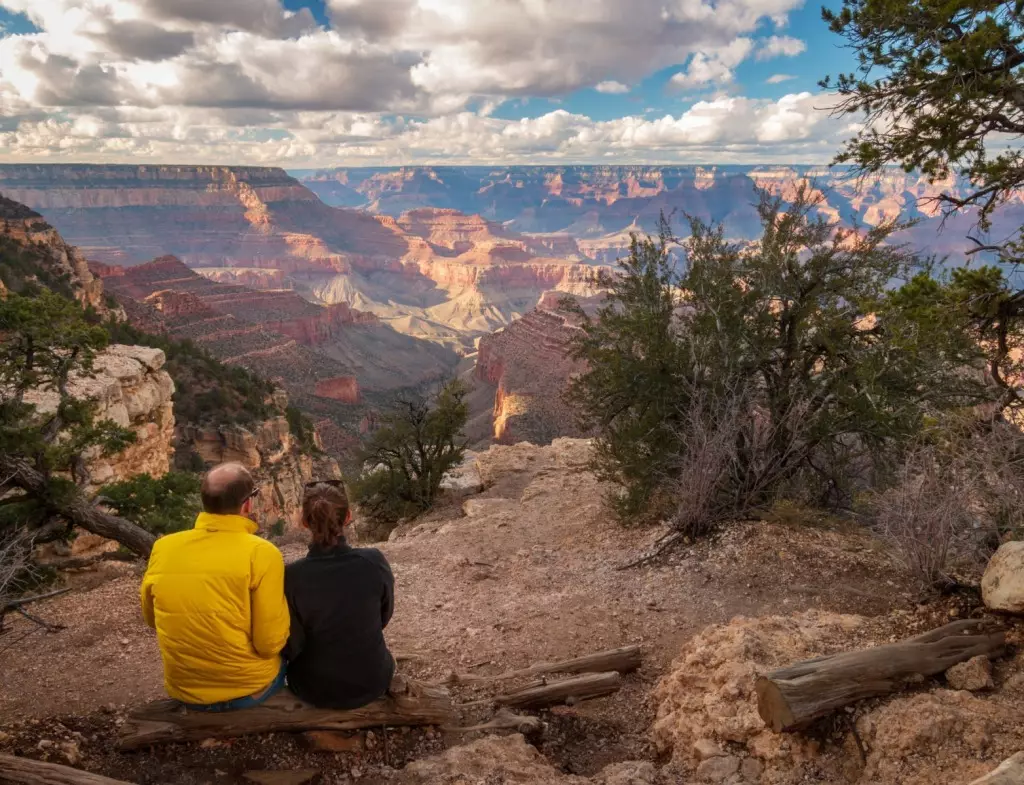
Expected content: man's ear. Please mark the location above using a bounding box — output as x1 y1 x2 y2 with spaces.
241 498 253 516
344 508 353 526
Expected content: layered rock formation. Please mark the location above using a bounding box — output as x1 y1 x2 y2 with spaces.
299 165 1021 264
23 344 175 490
0 165 607 353
0 195 110 314
178 390 339 528
472 294 604 445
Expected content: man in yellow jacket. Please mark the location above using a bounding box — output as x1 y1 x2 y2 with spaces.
140 463 290 710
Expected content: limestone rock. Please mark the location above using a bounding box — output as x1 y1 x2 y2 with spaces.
592 761 658 785
394 733 586 784
440 452 483 492
695 755 740 783
946 655 994 692
23 343 175 490
982 542 1024 613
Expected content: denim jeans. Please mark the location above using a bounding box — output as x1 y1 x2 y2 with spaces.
183 665 287 713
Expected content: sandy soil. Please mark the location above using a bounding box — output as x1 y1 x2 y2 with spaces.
0 439 944 783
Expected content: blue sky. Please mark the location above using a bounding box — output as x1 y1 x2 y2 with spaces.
0 0 865 165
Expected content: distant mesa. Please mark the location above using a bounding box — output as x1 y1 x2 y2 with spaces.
314 377 361 404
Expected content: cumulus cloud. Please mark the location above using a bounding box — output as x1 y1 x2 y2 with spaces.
0 0 845 163
756 35 806 60
670 38 753 89
766 73 797 84
0 92 848 165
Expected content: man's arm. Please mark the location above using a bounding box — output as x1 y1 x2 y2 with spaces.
139 546 159 629
250 542 290 658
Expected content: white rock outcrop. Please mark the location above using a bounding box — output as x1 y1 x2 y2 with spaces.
24 344 175 488
982 541 1024 614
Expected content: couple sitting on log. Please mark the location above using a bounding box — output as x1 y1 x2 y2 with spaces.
139 463 395 712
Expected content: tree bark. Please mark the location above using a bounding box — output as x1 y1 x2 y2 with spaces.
0 455 155 558
756 620 1006 733
0 755 134 785
446 645 642 685
492 672 622 710
117 682 454 751
968 753 1024 785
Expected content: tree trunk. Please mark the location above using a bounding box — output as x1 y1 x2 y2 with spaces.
968 753 1024 785
446 645 642 685
0 755 134 785
756 620 1005 733
117 682 453 751
0 455 155 558
493 672 622 710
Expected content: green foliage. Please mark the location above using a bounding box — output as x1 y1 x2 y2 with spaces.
0 237 75 299
0 290 135 485
823 0 1024 248
105 321 275 427
98 472 202 537
286 406 319 453
351 379 469 527
268 518 287 538
568 192 993 532
565 218 689 519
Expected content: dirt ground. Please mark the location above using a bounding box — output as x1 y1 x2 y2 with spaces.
0 439 986 784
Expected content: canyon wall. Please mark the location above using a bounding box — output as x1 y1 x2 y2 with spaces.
178 390 340 529
0 165 608 353
474 302 593 445
298 165 1022 263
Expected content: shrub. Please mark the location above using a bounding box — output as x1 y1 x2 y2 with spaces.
569 188 994 537
98 472 202 537
351 379 469 529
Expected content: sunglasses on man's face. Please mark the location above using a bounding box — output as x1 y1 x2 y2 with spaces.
246 487 261 502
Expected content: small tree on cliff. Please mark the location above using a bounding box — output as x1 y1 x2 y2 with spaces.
569 190 992 536
352 379 469 529
0 290 158 562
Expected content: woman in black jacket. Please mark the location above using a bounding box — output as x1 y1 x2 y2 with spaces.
283 481 395 709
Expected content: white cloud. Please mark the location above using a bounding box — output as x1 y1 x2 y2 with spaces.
670 38 754 89
766 73 797 84
756 35 806 60
0 0 842 163
0 91 849 165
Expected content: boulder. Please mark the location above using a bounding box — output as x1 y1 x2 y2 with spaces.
982 542 1024 613
945 655 994 692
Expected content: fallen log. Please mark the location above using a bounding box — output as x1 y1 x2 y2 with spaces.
756 620 1005 733
444 709 544 734
446 645 642 685
0 754 134 785
492 671 622 710
117 681 453 751
968 753 1024 785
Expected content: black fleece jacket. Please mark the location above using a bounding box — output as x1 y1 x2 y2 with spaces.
283 540 395 709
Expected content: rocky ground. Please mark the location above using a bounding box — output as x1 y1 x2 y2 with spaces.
1 439 1022 785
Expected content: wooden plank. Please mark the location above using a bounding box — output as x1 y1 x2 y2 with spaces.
117 682 453 751
756 620 1005 733
0 755 134 785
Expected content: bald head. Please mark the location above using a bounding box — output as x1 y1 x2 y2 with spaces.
201 463 255 515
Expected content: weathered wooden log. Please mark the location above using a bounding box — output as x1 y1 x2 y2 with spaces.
756 620 1005 733
446 645 642 685
968 753 1024 785
117 681 453 751
492 671 622 710
0 755 134 785
445 709 544 734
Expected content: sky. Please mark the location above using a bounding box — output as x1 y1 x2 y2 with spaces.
0 0 866 166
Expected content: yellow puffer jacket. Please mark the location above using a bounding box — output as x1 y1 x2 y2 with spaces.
140 513 290 705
